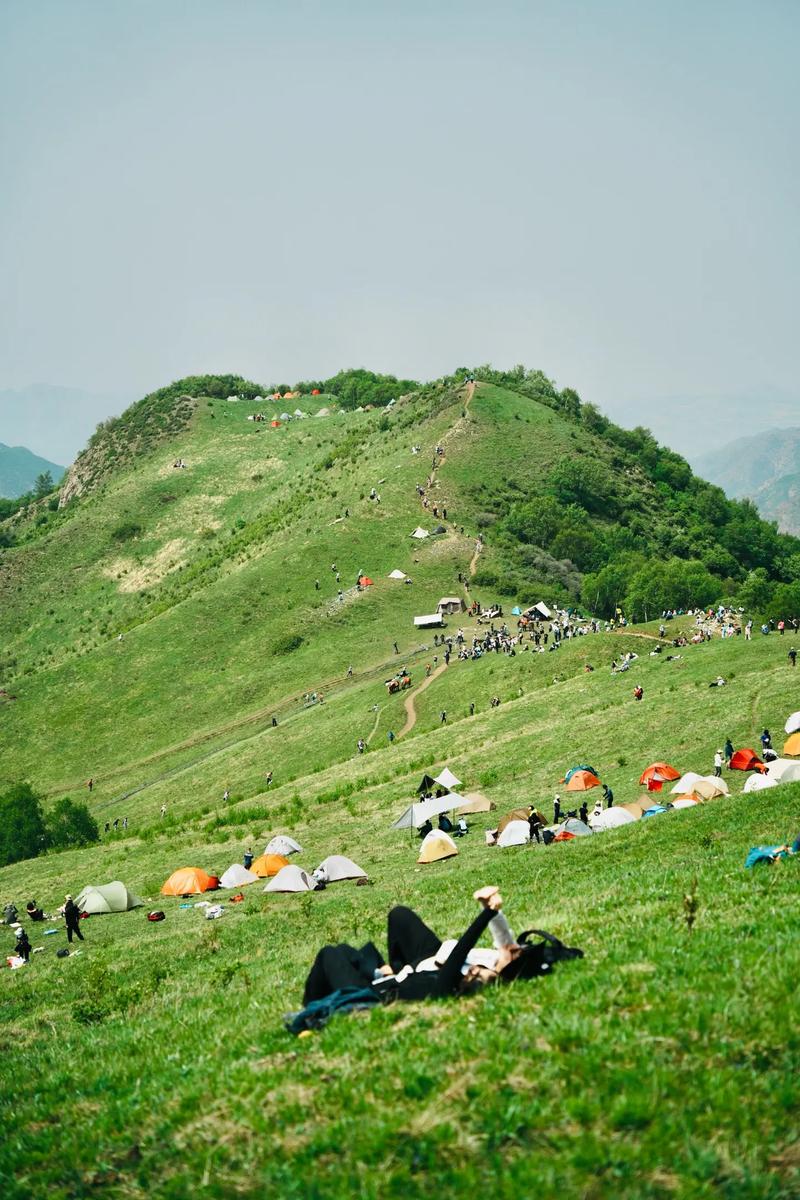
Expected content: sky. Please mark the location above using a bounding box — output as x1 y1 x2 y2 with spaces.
1 0 798 465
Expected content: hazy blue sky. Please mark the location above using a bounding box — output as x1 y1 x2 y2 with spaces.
1 0 798 462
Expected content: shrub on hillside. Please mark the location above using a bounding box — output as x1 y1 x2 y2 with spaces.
111 521 143 542
273 633 304 656
47 797 100 850
0 782 48 866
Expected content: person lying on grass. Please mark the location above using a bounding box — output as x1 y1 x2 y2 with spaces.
302 886 582 1005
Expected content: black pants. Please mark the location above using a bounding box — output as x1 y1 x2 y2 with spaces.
67 921 84 943
387 906 441 973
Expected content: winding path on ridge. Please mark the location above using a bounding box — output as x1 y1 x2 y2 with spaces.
398 663 448 738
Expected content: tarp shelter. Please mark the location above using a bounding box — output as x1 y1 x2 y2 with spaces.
264 866 314 893
265 835 302 857
639 762 681 786
392 793 465 829
220 864 259 889
784 711 800 735
670 772 704 795
730 749 765 772
456 792 494 815
692 776 729 799
590 807 636 831
76 881 143 914
410 527 430 539
565 770 602 792
783 732 800 756
437 597 465 615
161 868 218 896
766 759 800 784
497 820 530 847
414 614 445 628
743 773 778 793
434 767 462 791
251 853 290 878
417 774 436 795
562 818 593 836
388 569 407 580
417 830 458 864
314 855 367 882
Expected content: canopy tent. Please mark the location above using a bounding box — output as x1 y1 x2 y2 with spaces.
692 776 729 799
743 773 778 793
219 864 259 889
264 866 314 893
670 772 704 795
784 711 800 735
392 793 465 829
639 762 681 786
497 820 530 847
730 748 765 772
434 767 462 791
564 764 597 783
456 792 494 815
589 807 636 831
250 853 290 878
264 835 303 857
766 758 800 784
410 527 430 539
562 818 593 836
565 770 602 792
414 614 445 628
783 732 800 756
161 867 218 896
76 881 143 914
671 797 700 810
417 830 458 864
388 569 407 580
314 855 367 883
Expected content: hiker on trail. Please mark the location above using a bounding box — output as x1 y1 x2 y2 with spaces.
426 663 432 677
122 817 128 831
87 778 93 793
553 795 561 824
331 563 337 572
761 729 772 751
104 822 110 833
393 642 399 655
469 701 475 716
724 738 734 764
265 771 273 787
63 895 84 944
357 739 366 754
387 730 395 743
113 818 119 830
14 928 31 963
243 848 254 870
301 887 580 1007
347 665 353 677
440 710 447 724
272 715 278 727
790 647 797 667
602 785 614 809
714 750 723 778
160 804 167 818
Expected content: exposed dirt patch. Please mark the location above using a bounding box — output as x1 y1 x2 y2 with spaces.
104 538 188 593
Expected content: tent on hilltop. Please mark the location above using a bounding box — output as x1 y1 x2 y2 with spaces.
219 864 259 889
497 808 536 834
562 818 593 836
314 855 367 883
691 776 729 799
251 853 290 877
670 772 704 795
265 835 302 857
264 866 314 893
564 764 597 783
765 758 800 784
671 797 700 810
743 773 778 793
76 881 143 914
410 527 430 539
417 830 458 864
161 868 218 896
782 732 800 756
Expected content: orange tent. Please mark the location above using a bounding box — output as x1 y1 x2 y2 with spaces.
553 830 576 842
730 748 765 772
783 732 800 756
311 388 321 395
639 762 680 786
270 419 281 428
161 867 218 896
250 853 289 878
565 770 601 792
358 576 374 587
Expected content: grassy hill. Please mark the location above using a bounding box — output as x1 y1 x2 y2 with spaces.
2 371 800 1197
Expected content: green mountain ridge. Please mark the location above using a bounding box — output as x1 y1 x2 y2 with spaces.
0 442 64 499
693 426 800 535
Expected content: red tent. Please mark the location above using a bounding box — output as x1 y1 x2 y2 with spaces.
271 419 281 428
553 830 576 842
639 762 680 786
358 576 374 587
311 388 321 395
730 748 765 772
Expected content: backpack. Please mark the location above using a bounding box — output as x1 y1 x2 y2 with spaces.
147 911 166 922
285 987 381 1035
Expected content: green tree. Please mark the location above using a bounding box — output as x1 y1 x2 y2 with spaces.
549 456 614 514
47 797 100 850
0 782 49 866
34 471 54 497
737 568 774 613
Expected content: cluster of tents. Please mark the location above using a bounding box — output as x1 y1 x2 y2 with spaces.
390 766 495 864
160 837 369 897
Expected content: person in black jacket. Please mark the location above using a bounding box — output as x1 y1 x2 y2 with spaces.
14 927 31 962
63 895 85 943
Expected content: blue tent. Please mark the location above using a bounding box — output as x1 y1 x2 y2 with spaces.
511 606 522 616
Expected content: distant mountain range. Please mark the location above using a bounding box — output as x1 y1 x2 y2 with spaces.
0 383 131 466
0 443 65 499
692 428 800 535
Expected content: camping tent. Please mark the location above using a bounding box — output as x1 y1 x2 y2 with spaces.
358 576 374 587
562 818 593 836
410 527 430 539
670 772 704 795
589 807 636 831
432 525 447 535
264 866 314 893
783 732 800 756
76 881 143 914
691 776 729 798
526 601 551 619
743 773 778 793
434 767 462 791
639 762 681 786
511 606 522 616
264 835 303 857
388 569 407 580
730 749 765 772
496 820 530 847
250 853 290 877
784 711 800 735
619 803 644 820
161 868 218 896
392 793 465 829
766 758 800 784
219 864 259 889
671 797 700 810
565 770 602 792
314 855 367 883
564 764 598 783
456 792 494 815
641 805 668 818
437 597 465 615
417 830 458 864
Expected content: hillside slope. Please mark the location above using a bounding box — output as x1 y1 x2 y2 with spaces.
693 427 800 534
0 443 64 498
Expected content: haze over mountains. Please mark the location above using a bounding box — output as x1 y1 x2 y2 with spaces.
0 383 131 467
0 443 64 498
693 428 800 535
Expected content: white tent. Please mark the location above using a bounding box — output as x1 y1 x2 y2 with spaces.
784 711 800 735
670 772 704 795
392 792 465 829
532 600 551 619
314 855 367 882
433 767 462 791
220 864 259 889
496 820 530 847
671 797 700 810
410 527 430 539
590 807 636 831
388 569 407 580
264 835 303 856
264 866 314 893
766 759 800 784
744 773 778 793
414 614 444 628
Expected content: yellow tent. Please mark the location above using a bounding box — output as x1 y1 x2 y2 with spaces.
456 792 494 815
417 830 458 864
783 731 800 756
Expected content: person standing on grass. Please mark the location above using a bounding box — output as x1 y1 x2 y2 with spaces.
469 701 475 716
553 794 561 824
160 804 167 818
602 784 614 808
579 801 588 825
724 737 734 765
243 847 254 870
790 647 797 668
63 895 84 944
440 710 447 724
714 749 723 778
265 771 273 787
87 778 93 793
